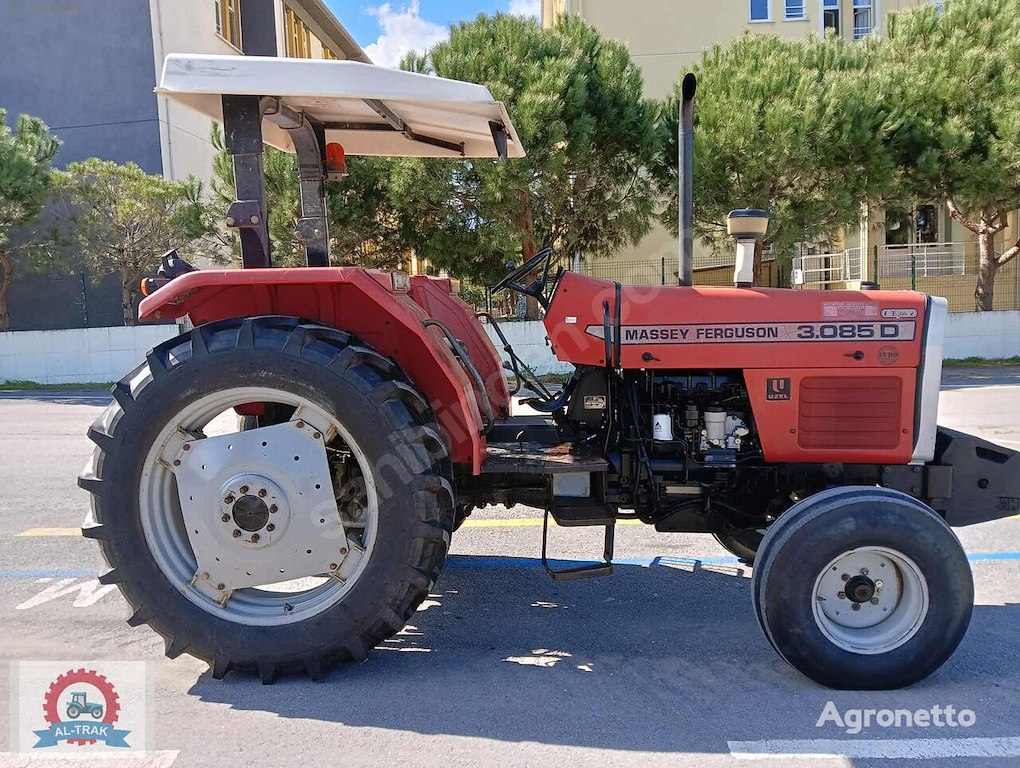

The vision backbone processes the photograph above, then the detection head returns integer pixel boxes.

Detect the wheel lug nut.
[221,514,230,523]
[232,529,242,538]
[870,597,879,605]
[851,603,861,611]
[875,580,884,589]
[841,573,849,582]
[240,485,249,494]
[329,563,338,570]
[217,583,225,590]
[224,494,235,504]
[296,420,305,429]
[266,523,275,532]
[251,533,260,543]
[339,546,348,555]
[269,505,278,514]
[837,591,846,600]
[860,568,869,576]
[313,432,321,440]
[258,488,267,498]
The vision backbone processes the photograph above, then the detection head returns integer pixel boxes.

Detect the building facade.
[542,0,1018,310]
[0,0,367,182]
[0,0,368,331]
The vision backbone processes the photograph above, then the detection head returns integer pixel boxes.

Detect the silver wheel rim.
[138,385,378,627]
[811,546,929,655]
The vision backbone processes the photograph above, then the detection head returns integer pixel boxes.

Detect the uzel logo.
[33,668,131,749]
[766,377,791,401]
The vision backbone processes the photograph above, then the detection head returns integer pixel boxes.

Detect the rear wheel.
[752,487,973,689]
[80,317,455,682]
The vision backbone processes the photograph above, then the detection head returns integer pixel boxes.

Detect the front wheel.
[80,317,455,682]
[752,487,973,690]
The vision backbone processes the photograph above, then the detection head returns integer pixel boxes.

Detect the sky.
[324,0,542,67]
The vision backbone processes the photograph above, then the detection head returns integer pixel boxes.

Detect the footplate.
[540,508,615,581]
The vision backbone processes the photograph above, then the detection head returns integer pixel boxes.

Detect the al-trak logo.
[33,667,131,749]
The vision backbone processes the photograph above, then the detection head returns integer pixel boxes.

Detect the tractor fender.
[409,276,510,420]
[138,267,487,472]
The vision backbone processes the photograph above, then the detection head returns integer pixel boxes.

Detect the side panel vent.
[798,376,902,449]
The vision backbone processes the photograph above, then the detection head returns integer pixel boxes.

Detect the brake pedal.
[541,509,615,581]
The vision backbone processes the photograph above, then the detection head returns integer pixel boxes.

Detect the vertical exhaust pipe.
[678,73,697,287]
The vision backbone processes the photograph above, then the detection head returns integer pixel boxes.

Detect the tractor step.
[541,508,614,581]
[482,439,609,475]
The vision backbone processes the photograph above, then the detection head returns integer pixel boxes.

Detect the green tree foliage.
[657,33,896,282]
[210,124,406,268]
[0,110,60,330]
[397,14,659,300]
[52,160,222,326]
[883,0,1020,310]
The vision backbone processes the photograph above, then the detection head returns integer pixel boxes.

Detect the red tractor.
[82,56,1019,689]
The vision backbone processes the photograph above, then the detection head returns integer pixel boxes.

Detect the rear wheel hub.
[231,495,269,532]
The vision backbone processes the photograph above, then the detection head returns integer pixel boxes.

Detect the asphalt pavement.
[0,369,1018,767]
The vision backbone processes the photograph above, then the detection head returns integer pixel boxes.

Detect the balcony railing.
[792,248,863,286]
[877,242,967,279]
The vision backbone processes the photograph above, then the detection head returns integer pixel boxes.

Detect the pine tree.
[884,0,1020,310]
[0,110,60,330]
[395,13,659,312]
[657,33,895,282]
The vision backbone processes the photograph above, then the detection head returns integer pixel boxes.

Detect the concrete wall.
[0,325,181,385]
[0,0,163,173]
[2,310,1014,386]
[483,321,574,376]
[943,311,1020,360]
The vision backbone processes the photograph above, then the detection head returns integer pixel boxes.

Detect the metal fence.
[792,248,863,286]
[875,242,1019,313]
[878,243,966,279]
[578,257,783,288]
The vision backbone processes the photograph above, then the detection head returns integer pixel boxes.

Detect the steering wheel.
[490,246,557,307]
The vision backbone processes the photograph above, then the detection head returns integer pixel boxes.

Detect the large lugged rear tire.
[752,487,973,690]
[79,316,455,682]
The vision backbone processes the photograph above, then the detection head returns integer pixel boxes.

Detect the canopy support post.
[222,95,272,269]
[289,119,330,267]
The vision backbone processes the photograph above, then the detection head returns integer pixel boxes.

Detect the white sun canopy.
[156,54,525,159]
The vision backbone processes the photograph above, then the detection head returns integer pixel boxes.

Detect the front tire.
[752,487,973,690]
[80,317,455,682]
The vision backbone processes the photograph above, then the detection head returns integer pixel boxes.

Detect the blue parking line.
[1,551,1018,580]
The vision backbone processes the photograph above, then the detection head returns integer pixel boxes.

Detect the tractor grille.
[798,376,902,449]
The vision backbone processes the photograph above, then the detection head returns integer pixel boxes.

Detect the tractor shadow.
[188,558,1020,755]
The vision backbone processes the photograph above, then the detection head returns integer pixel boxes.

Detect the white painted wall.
[944,310,1020,360]
[0,325,182,385]
[482,320,573,376]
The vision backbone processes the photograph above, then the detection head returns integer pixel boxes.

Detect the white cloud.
[507,0,541,18]
[363,1,448,68]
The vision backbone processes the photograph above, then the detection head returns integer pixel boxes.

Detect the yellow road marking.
[17,527,79,537]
